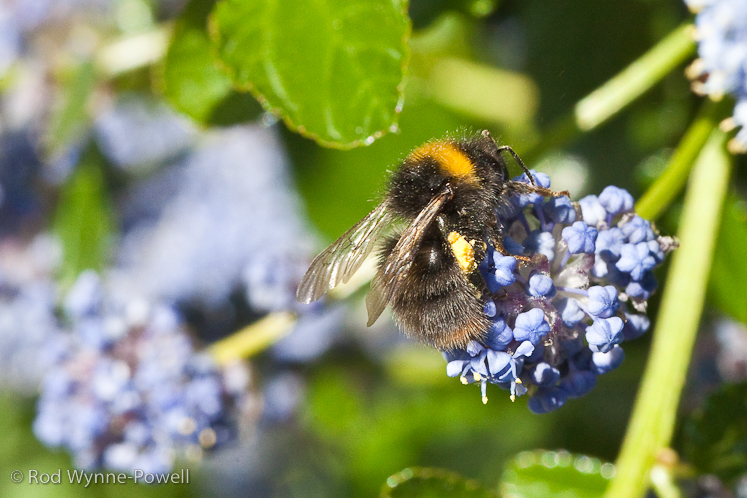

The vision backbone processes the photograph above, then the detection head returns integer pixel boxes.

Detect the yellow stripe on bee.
[409,140,475,179]
[447,231,476,274]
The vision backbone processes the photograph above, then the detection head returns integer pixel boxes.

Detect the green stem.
[522,22,696,162]
[603,130,732,498]
[636,98,732,221]
[574,22,695,131]
[650,465,683,498]
[208,312,296,365]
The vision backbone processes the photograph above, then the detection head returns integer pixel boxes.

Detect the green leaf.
[45,62,97,161]
[500,450,614,498]
[381,468,496,498]
[210,0,410,148]
[162,0,262,125]
[709,194,747,324]
[682,382,747,484]
[53,145,115,288]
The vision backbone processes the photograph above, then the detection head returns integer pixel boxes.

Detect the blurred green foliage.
[710,196,747,324]
[53,146,115,289]
[682,382,747,485]
[499,450,612,498]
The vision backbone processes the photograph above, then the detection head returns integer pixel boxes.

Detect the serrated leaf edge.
[207,0,411,149]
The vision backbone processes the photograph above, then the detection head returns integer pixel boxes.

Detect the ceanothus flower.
[444,174,677,413]
[33,272,257,472]
[685,0,747,152]
[585,317,624,353]
[513,308,551,344]
[562,221,598,254]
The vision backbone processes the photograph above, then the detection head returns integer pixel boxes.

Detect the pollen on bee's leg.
[473,371,482,381]
[447,231,476,273]
[460,376,469,385]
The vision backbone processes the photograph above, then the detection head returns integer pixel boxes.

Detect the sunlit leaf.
[499,450,613,498]
[381,467,496,498]
[210,0,410,148]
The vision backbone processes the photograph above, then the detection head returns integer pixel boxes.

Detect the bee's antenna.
[494,145,535,186]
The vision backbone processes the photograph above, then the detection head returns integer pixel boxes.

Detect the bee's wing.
[297,201,393,303]
[366,186,454,326]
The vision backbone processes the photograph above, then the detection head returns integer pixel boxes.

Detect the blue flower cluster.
[685,0,747,152]
[444,174,677,413]
[33,271,257,472]
[0,234,64,391]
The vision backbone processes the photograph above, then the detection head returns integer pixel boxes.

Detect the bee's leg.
[506,179,570,200]
[493,144,570,198]
[485,225,531,265]
[524,183,571,199]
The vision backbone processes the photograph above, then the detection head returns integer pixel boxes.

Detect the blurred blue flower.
[112,126,317,312]
[94,96,195,171]
[0,234,64,391]
[34,272,257,472]
[685,0,747,152]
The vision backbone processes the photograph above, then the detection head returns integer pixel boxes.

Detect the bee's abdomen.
[378,233,489,350]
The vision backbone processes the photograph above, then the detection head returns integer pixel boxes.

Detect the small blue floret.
[620,215,655,244]
[483,300,497,318]
[559,370,597,398]
[557,298,585,327]
[622,313,650,341]
[486,317,513,350]
[625,271,658,300]
[585,317,624,353]
[523,230,556,261]
[513,308,550,344]
[527,273,556,298]
[591,345,625,375]
[586,285,620,318]
[528,387,568,414]
[616,242,656,280]
[562,221,598,254]
[595,227,626,261]
[598,186,634,216]
[542,196,576,225]
[512,170,551,207]
[532,362,561,387]
[578,195,607,227]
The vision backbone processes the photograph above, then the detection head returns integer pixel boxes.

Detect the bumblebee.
[296,130,566,351]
